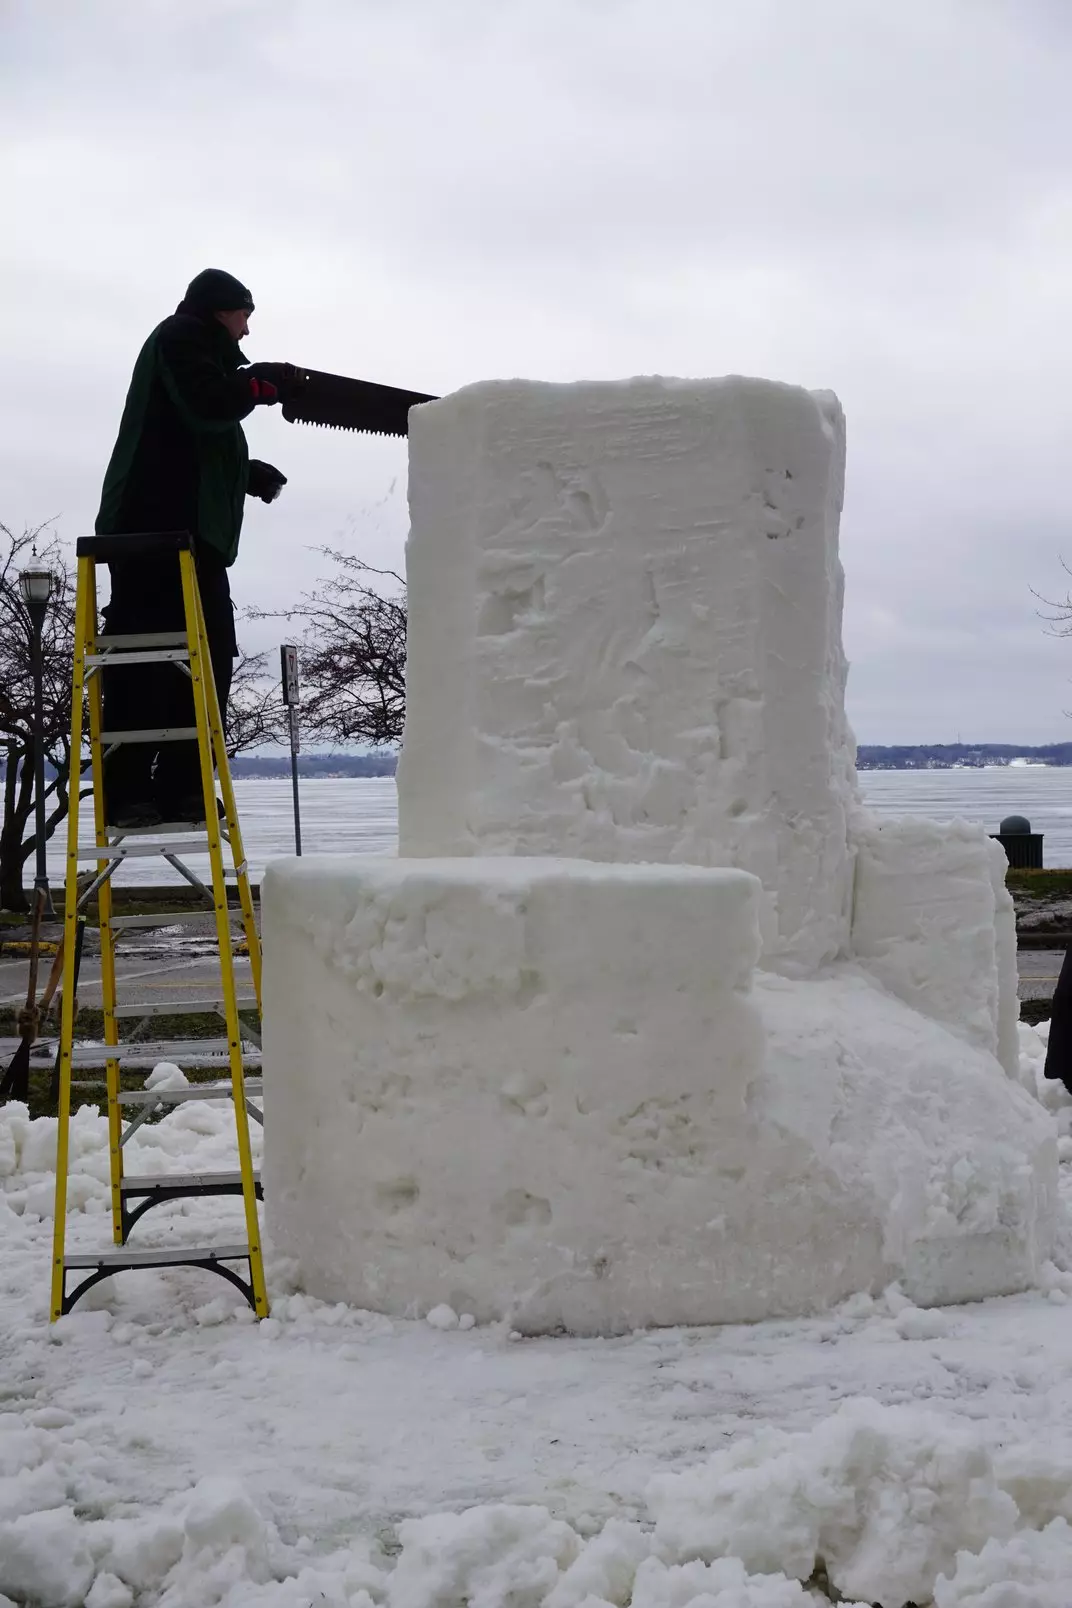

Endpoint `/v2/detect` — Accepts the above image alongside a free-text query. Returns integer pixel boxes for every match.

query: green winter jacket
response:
[96,312,259,565]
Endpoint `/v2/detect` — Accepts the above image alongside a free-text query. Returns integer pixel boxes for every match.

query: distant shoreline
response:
[856,744,1072,771]
[226,745,1072,778]
[11,746,1069,784]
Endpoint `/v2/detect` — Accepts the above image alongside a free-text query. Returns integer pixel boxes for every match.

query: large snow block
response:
[262,858,1055,1332]
[399,376,856,974]
[850,816,1020,1079]
[262,855,771,1333]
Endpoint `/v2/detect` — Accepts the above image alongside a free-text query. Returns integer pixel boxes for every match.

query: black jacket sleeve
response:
[157,316,258,425]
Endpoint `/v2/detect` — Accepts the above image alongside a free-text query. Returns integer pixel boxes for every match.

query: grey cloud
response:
[3,0,1072,741]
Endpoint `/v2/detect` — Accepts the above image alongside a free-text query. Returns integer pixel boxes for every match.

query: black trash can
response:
[991,814,1044,869]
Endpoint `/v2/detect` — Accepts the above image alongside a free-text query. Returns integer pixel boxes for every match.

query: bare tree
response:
[1,521,289,911]
[249,550,406,745]
[0,524,82,912]
[1036,562,1072,637]
[225,651,288,756]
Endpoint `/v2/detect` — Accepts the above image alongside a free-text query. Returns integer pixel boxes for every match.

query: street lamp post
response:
[19,565,55,916]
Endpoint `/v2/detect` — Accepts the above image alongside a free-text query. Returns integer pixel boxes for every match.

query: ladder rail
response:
[199,580,262,1013]
[50,560,93,1321]
[84,582,127,1248]
[180,550,268,1316]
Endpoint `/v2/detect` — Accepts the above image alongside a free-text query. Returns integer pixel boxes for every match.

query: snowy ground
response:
[5,1028,1072,1606]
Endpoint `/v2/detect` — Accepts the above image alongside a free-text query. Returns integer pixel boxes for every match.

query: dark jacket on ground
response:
[95,311,257,565]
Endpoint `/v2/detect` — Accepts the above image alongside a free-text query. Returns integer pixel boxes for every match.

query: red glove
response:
[247,377,279,405]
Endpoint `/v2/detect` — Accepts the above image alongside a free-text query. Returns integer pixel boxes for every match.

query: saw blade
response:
[281,369,438,438]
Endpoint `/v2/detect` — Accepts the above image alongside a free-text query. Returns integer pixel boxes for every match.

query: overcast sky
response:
[3,0,1072,743]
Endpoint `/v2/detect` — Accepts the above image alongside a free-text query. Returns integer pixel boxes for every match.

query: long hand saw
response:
[279,368,439,438]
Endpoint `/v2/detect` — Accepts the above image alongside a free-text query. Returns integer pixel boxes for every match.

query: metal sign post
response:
[280,644,302,856]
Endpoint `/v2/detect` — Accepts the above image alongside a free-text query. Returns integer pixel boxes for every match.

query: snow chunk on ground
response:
[648,1396,1019,1605]
[0,1508,96,1608]
[144,1062,189,1092]
[390,1504,580,1608]
[629,1555,849,1606]
[426,1303,460,1330]
[934,1518,1072,1605]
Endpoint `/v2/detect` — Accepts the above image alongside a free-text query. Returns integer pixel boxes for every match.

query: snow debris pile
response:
[6,1357,1072,1608]
[262,375,1058,1331]
[0,1094,259,1224]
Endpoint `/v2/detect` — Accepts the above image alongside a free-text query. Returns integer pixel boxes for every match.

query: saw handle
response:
[244,362,307,402]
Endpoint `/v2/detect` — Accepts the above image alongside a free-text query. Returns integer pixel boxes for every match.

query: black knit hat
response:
[177,268,255,316]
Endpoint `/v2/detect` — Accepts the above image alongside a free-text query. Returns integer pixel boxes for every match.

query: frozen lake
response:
[859,765,1072,860]
[44,765,1072,885]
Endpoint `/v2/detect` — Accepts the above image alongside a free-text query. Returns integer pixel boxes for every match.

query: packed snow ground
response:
[5,1026,1072,1607]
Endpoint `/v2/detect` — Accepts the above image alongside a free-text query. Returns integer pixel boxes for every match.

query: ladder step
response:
[120,1170,260,1193]
[106,820,221,839]
[112,996,259,1019]
[91,632,189,650]
[99,728,199,744]
[77,531,193,562]
[86,649,190,667]
[70,1038,262,1068]
[109,909,243,931]
[64,1242,250,1270]
[118,1078,262,1106]
[79,838,211,860]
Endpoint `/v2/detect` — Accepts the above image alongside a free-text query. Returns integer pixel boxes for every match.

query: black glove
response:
[246,376,279,406]
[247,460,288,503]
[244,361,302,400]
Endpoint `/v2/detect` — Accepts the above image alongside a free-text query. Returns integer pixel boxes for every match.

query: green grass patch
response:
[1006,868,1072,898]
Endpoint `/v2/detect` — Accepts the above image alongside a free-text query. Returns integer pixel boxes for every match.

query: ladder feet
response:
[59,1244,258,1317]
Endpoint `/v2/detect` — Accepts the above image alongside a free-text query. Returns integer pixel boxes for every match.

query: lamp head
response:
[19,568,53,607]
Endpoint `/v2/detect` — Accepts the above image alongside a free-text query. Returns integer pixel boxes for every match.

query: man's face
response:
[216,308,251,341]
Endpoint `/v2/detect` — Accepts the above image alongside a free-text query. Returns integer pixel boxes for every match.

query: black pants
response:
[100,550,237,810]
[1045,944,1072,1095]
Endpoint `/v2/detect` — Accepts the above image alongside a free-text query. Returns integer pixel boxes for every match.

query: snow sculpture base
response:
[262,858,1056,1334]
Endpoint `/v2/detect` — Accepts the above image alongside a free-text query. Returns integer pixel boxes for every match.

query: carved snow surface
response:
[262,374,1057,1333]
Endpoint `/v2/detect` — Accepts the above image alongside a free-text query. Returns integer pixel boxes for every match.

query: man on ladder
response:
[95,268,290,828]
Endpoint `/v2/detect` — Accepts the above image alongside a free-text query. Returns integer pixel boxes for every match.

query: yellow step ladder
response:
[50,531,268,1320]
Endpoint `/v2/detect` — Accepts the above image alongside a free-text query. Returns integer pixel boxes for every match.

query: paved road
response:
[1,948,254,1009]
[6,946,1065,1010]
[1017,949,1065,1003]
[1,947,256,1067]
[3,945,1066,1072]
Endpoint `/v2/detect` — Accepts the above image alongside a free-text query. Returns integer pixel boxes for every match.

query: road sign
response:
[280,644,300,707]
[280,645,302,855]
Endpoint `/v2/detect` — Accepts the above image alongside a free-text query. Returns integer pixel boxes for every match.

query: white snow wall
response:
[398,377,856,974]
[851,818,1021,1079]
